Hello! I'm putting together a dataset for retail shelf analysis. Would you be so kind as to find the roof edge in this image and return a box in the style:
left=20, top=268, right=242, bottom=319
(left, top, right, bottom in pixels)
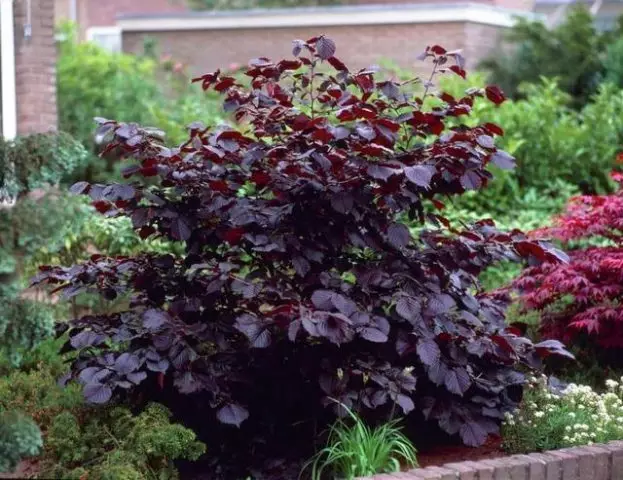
left=116, top=2, right=544, bottom=31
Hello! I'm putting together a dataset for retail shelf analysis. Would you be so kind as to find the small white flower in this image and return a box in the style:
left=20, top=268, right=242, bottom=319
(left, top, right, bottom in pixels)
left=535, top=411, right=545, bottom=418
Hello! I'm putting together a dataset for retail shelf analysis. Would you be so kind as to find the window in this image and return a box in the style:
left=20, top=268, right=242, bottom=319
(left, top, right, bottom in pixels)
left=86, top=27, right=122, bottom=53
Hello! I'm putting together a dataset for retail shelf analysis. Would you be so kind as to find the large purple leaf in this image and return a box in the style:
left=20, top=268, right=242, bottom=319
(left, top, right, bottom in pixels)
left=217, top=403, right=249, bottom=428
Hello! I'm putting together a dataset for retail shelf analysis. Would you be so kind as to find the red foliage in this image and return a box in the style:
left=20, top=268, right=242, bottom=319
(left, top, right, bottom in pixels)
left=511, top=172, right=623, bottom=348
left=36, top=36, right=570, bottom=475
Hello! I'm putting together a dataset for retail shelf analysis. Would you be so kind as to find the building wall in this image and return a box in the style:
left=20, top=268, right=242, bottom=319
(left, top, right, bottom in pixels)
left=122, top=21, right=500, bottom=76
left=14, top=0, right=58, bottom=134
left=56, top=0, right=188, bottom=39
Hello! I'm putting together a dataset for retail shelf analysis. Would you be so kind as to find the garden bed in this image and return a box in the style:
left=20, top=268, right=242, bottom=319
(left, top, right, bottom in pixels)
left=359, top=440, right=623, bottom=480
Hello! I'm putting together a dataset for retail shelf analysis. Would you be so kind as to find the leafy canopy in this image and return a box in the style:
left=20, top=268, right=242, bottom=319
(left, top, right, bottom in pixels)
left=509, top=174, right=623, bottom=351
left=481, top=5, right=622, bottom=108
left=36, top=37, right=570, bottom=475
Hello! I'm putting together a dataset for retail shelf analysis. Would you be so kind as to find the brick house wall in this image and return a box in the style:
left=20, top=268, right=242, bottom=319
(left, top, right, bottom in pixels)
left=56, top=0, right=187, bottom=39
left=14, top=0, right=57, bottom=134
left=123, top=22, right=477, bottom=74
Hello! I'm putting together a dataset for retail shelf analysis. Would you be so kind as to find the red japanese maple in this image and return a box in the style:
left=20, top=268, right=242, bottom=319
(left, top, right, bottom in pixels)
left=511, top=172, right=623, bottom=347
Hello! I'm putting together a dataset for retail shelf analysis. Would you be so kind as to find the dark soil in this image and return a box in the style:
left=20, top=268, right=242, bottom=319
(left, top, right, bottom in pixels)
left=416, top=435, right=505, bottom=468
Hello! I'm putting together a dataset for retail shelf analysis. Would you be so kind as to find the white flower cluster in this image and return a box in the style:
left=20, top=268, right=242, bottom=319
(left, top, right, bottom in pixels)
left=502, top=375, right=623, bottom=451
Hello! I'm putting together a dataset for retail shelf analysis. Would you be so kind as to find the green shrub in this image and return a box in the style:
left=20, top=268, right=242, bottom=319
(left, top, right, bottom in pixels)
left=45, top=404, right=206, bottom=480
left=0, top=362, right=82, bottom=427
left=604, top=36, right=623, bottom=89
left=447, top=77, right=621, bottom=197
left=57, top=23, right=223, bottom=182
left=0, top=411, right=42, bottom=473
left=480, top=5, right=620, bottom=108
left=303, top=406, right=417, bottom=480
left=502, top=376, right=623, bottom=453
left=0, top=132, right=87, bottom=199
left=57, top=24, right=160, bottom=153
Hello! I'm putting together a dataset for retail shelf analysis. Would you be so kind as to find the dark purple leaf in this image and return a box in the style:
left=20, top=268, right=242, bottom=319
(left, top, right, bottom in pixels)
left=114, top=353, right=140, bottom=374
left=460, top=171, right=482, bottom=190
left=331, top=294, right=357, bottom=317
left=459, top=421, right=489, bottom=447
left=360, top=327, right=388, bottom=343
left=367, top=164, right=399, bottom=181
left=490, top=151, right=516, bottom=170
left=476, top=135, right=495, bottom=149
left=396, top=297, right=421, bottom=321
left=83, top=383, right=112, bottom=404
left=395, top=393, right=415, bottom=414
left=143, top=309, right=170, bottom=330
left=70, top=181, right=90, bottom=195
left=126, top=371, right=147, bottom=384
left=331, top=193, right=354, bottom=214
left=235, top=314, right=271, bottom=348
left=404, top=165, right=434, bottom=188
left=417, top=339, right=441, bottom=368
left=387, top=223, right=410, bottom=249
left=316, top=36, right=336, bottom=60
left=444, top=367, right=471, bottom=395
left=217, top=403, right=249, bottom=427
left=292, top=256, right=311, bottom=277
left=171, top=217, right=191, bottom=241
left=311, top=290, right=335, bottom=310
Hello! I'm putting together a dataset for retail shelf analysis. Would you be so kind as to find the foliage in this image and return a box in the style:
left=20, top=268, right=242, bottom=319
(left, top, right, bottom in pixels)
left=57, top=23, right=224, bottom=183
left=0, top=134, right=90, bottom=365
left=186, top=0, right=342, bottom=10
left=0, top=358, right=83, bottom=427
left=45, top=403, right=205, bottom=480
left=0, top=297, right=56, bottom=367
left=303, top=403, right=417, bottom=480
left=508, top=175, right=623, bottom=351
left=0, top=352, right=204, bottom=479
left=0, top=132, right=87, bottom=200
left=36, top=39, right=571, bottom=476
left=57, top=23, right=160, bottom=155
left=502, top=375, right=623, bottom=453
left=0, top=411, right=42, bottom=473
left=604, top=36, right=623, bottom=89
left=453, top=78, right=621, bottom=196
left=480, top=5, right=621, bottom=108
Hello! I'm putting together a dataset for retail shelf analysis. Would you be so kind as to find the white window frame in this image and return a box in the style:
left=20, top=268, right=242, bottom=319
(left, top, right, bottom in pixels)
left=86, top=26, right=122, bottom=53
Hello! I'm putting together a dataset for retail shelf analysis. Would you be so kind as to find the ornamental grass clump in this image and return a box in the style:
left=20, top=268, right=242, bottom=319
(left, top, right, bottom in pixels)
left=502, top=375, right=623, bottom=453
left=303, top=403, right=418, bottom=480
left=35, top=36, right=571, bottom=476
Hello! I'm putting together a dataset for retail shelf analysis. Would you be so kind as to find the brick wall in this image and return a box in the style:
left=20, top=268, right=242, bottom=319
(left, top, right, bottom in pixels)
left=14, top=0, right=58, bottom=134
left=122, top=21, right=500, bottom=77
left=358, top=440, right=623, bottom=480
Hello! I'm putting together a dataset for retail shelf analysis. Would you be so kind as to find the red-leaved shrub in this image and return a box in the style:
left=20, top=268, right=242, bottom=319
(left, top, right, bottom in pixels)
left=511, top=173, right=623, bottom=348
left=34, top=37, right=569, bottom=476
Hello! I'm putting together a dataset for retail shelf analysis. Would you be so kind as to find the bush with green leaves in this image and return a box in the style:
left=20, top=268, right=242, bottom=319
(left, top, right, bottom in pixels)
left=0, top=133, right=89, bottom=364
left=303, top=405, right=417, bottom=480
left=44, top=403, right=206, bottom=480
left=480, top=5, right=622, bottom=108
left=0, top=132, right=87, bottom=200
left=0, top=345, right=205, bottom=479
left=57, top=23, right=224, bottom=182
left=441, top=77, right=622, bottom=199
left=502, top=375, right=623, bottom=454
left=57, top=24, right=160, bottom=154
left=0, top=411, right=42, bottom=473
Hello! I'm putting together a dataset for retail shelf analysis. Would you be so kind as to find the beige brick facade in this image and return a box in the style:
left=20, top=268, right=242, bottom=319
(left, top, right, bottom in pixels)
left=14, top=0, right=58, bottom=134
left=122, top=21, right=505, bottom=76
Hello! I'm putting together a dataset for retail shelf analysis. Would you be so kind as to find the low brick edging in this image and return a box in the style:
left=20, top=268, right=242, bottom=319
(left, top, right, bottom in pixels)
left=357, top=441, right=623, bottom=480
